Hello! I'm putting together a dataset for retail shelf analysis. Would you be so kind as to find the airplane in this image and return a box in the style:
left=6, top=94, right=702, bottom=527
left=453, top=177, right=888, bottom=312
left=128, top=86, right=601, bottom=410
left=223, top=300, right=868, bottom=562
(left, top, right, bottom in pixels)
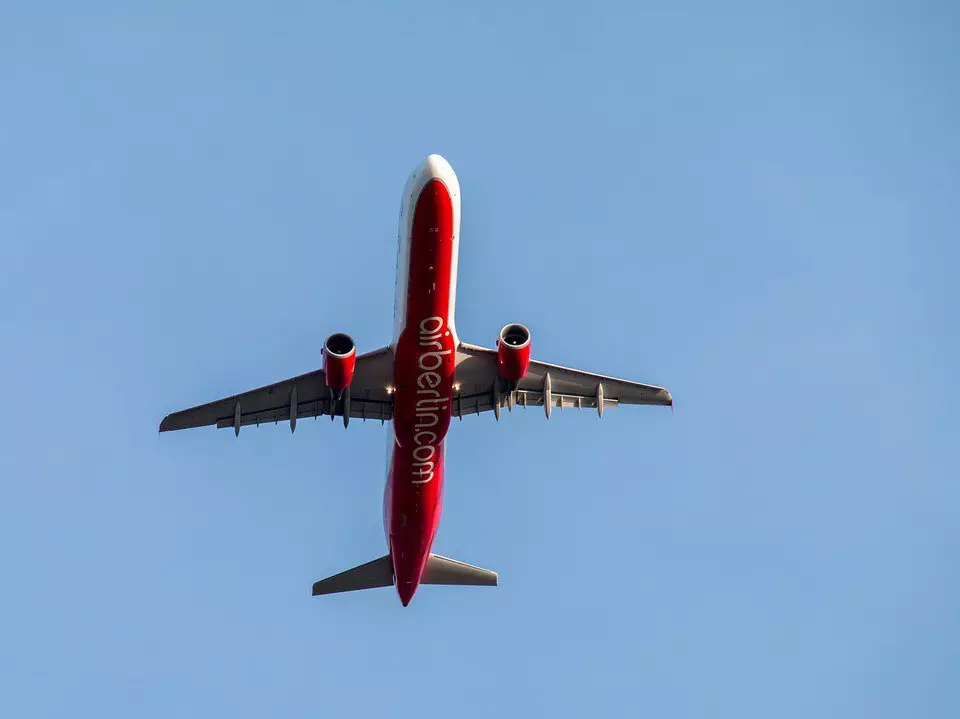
left=159, top=154, right=673, bottom=606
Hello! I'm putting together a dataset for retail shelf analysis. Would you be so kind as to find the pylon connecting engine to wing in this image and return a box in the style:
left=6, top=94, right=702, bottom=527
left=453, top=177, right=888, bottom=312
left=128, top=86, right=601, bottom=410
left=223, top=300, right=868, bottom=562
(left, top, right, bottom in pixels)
left=323, top=333, right=356, bottom=427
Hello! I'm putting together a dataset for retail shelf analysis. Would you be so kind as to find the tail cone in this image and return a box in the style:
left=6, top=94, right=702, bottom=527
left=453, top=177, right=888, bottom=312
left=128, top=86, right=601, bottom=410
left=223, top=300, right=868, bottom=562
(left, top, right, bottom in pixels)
left=397, top=583, right=416, bottom=607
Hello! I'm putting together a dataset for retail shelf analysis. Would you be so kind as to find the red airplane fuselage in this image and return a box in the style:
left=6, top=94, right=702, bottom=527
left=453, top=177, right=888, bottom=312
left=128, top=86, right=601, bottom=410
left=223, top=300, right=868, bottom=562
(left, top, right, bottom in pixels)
left=383, top=157, right=461, bottom=606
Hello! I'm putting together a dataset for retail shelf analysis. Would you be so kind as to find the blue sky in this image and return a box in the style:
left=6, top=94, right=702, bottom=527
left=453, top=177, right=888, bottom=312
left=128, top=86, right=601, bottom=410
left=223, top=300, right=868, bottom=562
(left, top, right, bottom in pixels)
left=1, top=2, right=957, bottom=716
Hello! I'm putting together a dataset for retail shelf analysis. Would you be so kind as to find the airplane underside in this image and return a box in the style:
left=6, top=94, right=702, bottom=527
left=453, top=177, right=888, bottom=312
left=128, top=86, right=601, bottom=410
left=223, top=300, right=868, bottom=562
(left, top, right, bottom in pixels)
left=159, top=154, right=672, bottom=606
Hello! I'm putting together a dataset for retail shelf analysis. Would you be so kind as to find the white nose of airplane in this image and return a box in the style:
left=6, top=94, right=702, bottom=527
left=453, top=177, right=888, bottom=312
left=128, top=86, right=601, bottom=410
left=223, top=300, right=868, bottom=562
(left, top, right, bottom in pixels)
left=419, top=153, right=454, bottom=180
left=405, top=154, right=460, bottom=201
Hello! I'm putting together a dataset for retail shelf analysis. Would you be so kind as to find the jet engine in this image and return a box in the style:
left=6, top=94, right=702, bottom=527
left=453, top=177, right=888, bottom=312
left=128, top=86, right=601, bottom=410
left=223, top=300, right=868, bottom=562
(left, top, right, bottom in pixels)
left=323, top=332, right=356, bottom=399
left=496, top=323, right=531, bottom=387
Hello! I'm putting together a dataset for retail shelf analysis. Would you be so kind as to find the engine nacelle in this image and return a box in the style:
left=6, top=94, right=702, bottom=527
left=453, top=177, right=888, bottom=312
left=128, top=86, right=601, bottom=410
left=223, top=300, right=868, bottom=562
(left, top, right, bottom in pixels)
left=322, top=333, right=356, bottom=392
left=497, top=323, right=531, bottom=382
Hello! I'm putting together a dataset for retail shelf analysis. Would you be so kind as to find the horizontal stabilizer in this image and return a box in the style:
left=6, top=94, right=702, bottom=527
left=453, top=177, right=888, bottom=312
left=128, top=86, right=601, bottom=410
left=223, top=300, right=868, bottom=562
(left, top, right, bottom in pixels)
left=421, top=554, right=498, bottom=587
left=312, top=555, right=393, bottom=596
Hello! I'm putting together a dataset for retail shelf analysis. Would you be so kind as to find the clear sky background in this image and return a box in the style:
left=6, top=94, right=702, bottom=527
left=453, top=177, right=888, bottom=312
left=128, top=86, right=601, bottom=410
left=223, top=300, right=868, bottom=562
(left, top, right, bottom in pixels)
left=1, top=2, right=957, bottom=717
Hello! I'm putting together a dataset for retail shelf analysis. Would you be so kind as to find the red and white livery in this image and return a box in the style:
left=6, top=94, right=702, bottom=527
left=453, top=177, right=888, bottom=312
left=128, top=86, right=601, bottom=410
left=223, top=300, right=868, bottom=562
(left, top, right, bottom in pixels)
left=160, top=155, right=673, bottom=606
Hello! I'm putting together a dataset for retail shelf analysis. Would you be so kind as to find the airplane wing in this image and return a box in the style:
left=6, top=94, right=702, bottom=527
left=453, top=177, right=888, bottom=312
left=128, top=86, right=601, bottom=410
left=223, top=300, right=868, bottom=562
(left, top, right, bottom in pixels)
left=159, top=346, right=394, bottom=433
left=452, top=343, right=672, bottom=419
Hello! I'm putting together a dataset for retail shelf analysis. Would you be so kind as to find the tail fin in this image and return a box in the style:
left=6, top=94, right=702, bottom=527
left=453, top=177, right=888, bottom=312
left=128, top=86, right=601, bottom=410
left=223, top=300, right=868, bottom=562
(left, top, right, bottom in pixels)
left=421, top=554, right=498, bottom=587
left=311, top=555, right=393, bottom=596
